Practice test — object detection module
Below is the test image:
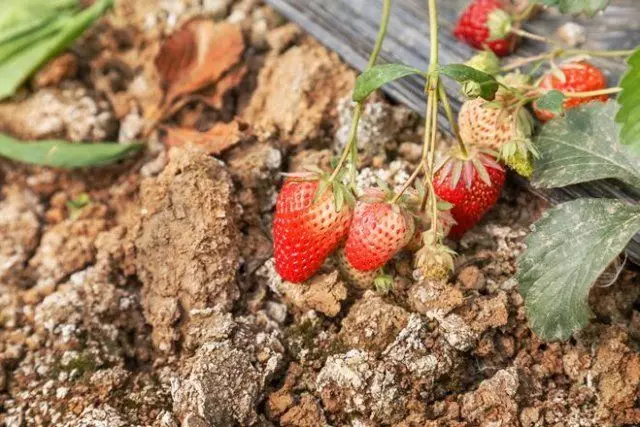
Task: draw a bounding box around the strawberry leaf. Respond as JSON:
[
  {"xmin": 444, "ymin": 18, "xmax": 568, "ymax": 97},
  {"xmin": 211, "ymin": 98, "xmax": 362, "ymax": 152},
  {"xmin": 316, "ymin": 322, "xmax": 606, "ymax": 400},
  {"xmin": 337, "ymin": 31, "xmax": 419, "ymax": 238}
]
[
  {"xmin": 0, "ymin": 132, "xmax": 142, "ymax": 168},
  {"xmin": 615, "ymin": 47, "xmax": 640, "ymax": 154},
  {"xmin": 517, "ymin": 198, "xmax": 640, "ymax": 341},
  {"xmin": 438, "ymin": 64, "xmax": 499, "ymax": 100},
  {"xmin": 353, "ymin": 64, "xmax": 424, "ymax": 103},
  {"xmin": 532, "ymin": 102, "xmax": 640, "ymax": 189},
  {"xmin": 530, "ymin": 0, "xmax": 610, "ymax": 16},
  {"xmin": 535, "ymin": 90, "xmax": 565, "ymax": 116}
]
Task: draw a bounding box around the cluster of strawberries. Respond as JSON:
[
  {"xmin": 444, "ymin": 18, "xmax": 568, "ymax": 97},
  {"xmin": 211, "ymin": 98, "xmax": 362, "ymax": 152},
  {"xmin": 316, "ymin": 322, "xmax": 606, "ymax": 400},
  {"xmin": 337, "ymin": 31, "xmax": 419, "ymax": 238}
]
[
  {"xmin": 273, "ymin": 0, "xmax": 612, "ymax": 285},
  {"xmin": 454, "ymin": 0, "xmax": 610, "ymax": 172}
]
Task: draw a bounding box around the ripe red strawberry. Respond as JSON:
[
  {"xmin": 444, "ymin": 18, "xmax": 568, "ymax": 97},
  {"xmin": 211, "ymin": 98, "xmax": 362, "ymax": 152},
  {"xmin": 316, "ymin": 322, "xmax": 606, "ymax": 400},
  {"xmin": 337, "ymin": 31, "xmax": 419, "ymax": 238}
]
[
  {"xmin": 273, "ymin": 177, "xmax": 353, "ymax": 283},
  {"xmin": 433, "ymin": 149, "xmax": 505, "ymax": 239},
  {"xmin": 345, "ymin": 189, "xmax": 414, "ymax": 272},
  {"xmin": 454, "ymin": 0, "xmax": 518, "ymax": 57},
  {"xmin": 533, "ymin": 61, "xmax": 609, "ymax": 122}
]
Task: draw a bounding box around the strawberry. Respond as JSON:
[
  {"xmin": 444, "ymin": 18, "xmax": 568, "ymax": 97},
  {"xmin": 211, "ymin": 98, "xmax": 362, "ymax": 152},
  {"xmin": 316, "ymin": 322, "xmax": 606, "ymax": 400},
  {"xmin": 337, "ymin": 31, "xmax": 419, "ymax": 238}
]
[
  {"xmin": 533, "ymin": 61, "xmax": 609, "ymax": 122},
  {"xmin": 454, "ymin": 0, "xmax": 518, "ymax": 57},
  {"xmin": 433, "ymin": 148, "xmax": 505, "ymax": 239},
  {"xmin": 273, "ymin": 176, "xmax": 353, "ymax": 283},
  {"xmin": 345, "ymin": 189, "xmax": 415, "ymax": 272},
  {"xmin": 458, "ymin": 95, "xmax": 536, "ymax": 178},
  {"xmin": 335, "ymin": 247, "xmax": 377, "ymax": 290}
]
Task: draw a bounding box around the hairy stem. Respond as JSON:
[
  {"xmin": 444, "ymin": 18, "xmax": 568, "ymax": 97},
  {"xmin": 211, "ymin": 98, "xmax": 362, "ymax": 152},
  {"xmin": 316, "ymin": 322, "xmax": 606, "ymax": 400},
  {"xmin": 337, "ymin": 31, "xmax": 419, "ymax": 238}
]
[
  {"xmin": 511, "ymin": 27, "xmax": 554, "ymax": 45},
  {"xmin": 563, "ymin": 87, "xmax": 622, "ymax": 98},
  {"xmin": 391, "ymin": 0, "xmax": 439, "ymax": 203},
  {"xmin": 438, "ymin": 83, "xmax": 467, "ymax": 156},
  {"xmin": 501, "ymin": 48, "xmax": 635, "ymax": 73},
  {"xmin": 329, "ymin": 0, "xmax": 391, "ymax": 183}
]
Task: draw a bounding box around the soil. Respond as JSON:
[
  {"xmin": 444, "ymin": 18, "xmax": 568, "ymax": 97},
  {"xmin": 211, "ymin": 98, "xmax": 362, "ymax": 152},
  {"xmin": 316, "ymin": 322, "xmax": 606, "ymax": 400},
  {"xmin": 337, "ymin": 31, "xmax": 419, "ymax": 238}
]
[{"xmin": 0, "ymin": 1, "xmax": 639, "ymax": 426}]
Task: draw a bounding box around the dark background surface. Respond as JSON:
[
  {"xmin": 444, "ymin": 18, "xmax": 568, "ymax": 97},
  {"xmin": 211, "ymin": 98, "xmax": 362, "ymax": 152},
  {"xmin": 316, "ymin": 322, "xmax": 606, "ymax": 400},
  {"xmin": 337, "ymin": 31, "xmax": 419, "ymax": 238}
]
[{"xmin": 265, "ymin": 0, "xmax": 640, "ymax": 263}]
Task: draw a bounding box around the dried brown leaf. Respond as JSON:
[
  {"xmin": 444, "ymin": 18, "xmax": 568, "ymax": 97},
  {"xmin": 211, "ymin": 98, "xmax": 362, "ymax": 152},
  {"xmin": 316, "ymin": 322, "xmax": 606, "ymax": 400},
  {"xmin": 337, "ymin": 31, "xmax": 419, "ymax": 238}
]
[
  {"xmin": 155, "ymin": 19, "xmax": 245, "ymax": 105},
  {"xmin": 164, "ymin": 120, "xmax": 250, "ymax": 155}
]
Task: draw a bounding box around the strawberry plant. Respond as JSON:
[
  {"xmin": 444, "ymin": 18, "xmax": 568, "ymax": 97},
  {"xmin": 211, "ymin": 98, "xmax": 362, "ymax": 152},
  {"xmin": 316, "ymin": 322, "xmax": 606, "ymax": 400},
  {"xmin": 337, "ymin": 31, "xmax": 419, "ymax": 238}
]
[{"xmin": 272, "ymin": 0, "xmax": 640, "ymax": 344}]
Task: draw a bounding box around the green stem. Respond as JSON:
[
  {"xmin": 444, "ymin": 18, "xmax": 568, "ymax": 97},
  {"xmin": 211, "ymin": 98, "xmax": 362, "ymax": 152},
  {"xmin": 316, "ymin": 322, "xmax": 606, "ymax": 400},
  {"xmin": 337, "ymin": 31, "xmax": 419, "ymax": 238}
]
[
  {"xmin": 391, "ymin": 0, "xmax": 440, "ymax": 204},
  {"xmin": 514, "ymin": 3, "xmax": 537, "ymax": 22},
  {"xmin": 564, "ymin": 48, "xmax": 636, "ymax": 58},
  {"xmin": 328, "ymin": 0, "xmax": 392, "ymax": 184},
  {"xmin": 438, "ymin": 83, "xmax": 467, "ymax": 156},
  {"xmin": 511, "ymin": 27, "xmax": 555, "ymax": 45},
  {"xmin": 563, "ymin": 87, "xmax": 621, "ymax": 98},
  {"xmin": 501, "ymin": 48, "xmax": 635, "ymax": 73}
]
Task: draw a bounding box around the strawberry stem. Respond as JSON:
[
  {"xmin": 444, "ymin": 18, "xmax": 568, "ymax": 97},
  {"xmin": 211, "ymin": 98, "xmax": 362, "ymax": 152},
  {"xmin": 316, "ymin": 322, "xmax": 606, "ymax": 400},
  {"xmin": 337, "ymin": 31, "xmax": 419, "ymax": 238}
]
[
  {"xmin": 391, "ymin": 0, "xmax": 441, "ymax": 204},
  {"xmin": 511, "ymin": 27, "xmax": 555, "ymax": 45},
  {"xmin": 438, "ymin": 83, "xmax": 467, "ymax": 157},
  {"xmin": 563, "ymin": 87, "xmax": 621, "ymax": 98},
  {"xmin": 513, "ymin": 3, "xmax": 537, "ymax": 22},
  {"xmin": 501, "ymin": 48, "xmax": 636, "ymax": 73},
  {"xmin": 328, "ymin": 0, "xmax": 392, "ymax": 185}
]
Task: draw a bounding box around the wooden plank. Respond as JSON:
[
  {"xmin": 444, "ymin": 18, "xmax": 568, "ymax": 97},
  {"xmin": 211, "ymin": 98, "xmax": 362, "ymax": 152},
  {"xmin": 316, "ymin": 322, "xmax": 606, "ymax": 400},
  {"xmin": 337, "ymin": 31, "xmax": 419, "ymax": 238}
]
[{"xmin": 266, "ymin": 0, "xmax": 640, "ymax": 264}]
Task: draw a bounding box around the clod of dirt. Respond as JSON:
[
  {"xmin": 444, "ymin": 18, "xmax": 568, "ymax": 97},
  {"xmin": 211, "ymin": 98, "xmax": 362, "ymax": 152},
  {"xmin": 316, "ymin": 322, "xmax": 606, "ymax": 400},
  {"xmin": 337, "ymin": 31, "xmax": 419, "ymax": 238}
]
[
  {"xmin": 316, "ymin": 350, "xmax": 407, "ymax": 424},
  {"xmin": 0, "ymin": 82, "xmax": 117, "ymax": 141},
  {"xmin": 339, "ymin": 292, "xmax": 409, "ymax": 354},
  {"xmin": 267, "ymin": 23, "xmax": 303, "ymax": 54},
  {"xmin": 431, "ymin": 292, "xmax": 509, "ymax": 352},
  {"xmin": 335, "ymin": 97, "xmax": 413, "ymax": 165},
  {"xmin": 316, "ymin": 314, "xmax": 465, "ymax": 425},
  {"xmin": 0, "ymin": 187, "xmax": 41, "ymax": 285},
  {"xmin": 274, "ymin": 271, "xmax": 348, "ymax": 317},
  {"xmin": 592, "ymin": 326, "xmax": 640, "ymax": 425},
  {"xmin": 408, "ymin": 279, "xmax": 464, "ymax": 317},
  {"xmin": 460, "ymin": 367, "xmax": 519, "ymax": 425},
  {"xmin": 243, "ymin": 39, "xmax": 354, "ymax": 145},
  {"xmin": 135, "ymin": 148, "xmax": 240, "ymax": 351},
  {"xmin": 28, "ymin": 205, "xmax": 108, "ymax": 297},
  {"xmin": 171, "ymin": 315, "xmax": 284, "ymax": 426},
  {"xmin": 280, "ymin": 394, "xmax": 328, "ymax": 427}
]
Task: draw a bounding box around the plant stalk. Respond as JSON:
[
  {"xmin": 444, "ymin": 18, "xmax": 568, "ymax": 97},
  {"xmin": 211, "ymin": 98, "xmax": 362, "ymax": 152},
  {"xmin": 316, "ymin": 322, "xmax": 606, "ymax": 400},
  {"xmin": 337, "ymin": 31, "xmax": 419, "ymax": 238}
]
[
  {"xmin": 563, "ymin": 87, "xmax": 622, "ymax": 98},
  {"xmin": 391, "ymin": 0, "xmax": 440, "ymax": 203},
  {"xmin": 329, "ymin": 0, "xmax": 391, "ymax": 184}
]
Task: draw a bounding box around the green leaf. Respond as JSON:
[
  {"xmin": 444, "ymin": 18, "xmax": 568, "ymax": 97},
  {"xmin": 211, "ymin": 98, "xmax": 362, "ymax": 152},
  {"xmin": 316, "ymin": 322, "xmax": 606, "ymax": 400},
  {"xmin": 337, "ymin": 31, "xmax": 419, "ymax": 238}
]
[
  {"xmin": 353, "ymin": 64, "xmax": 424, "ymax": 103},
  {"xmin": 517, "ymin": 198, "xmax": 640, "ymax": 341},
  {"xmin": 0, "ymin": 133, "xmax": 143, "ymax": 168},
  {"xmin": 0, "ymin": 0, "xmax": 113, "ymax": 100},
  {"xmin": 530, "ymin": 0, "xmax": 610, "ymax": 16},
  {"xmin": 535, "ymin": 90, "xmax": 565, "ymax": 116},
  {"xmin": 615, "ymin": 47, "xmax": 640, "ymax": 153},
  {"xmin": 438, "ymin": 64, "xmax": 499, "ymax": 100},
  {"xmin": 532, "ymin": 102, "xmax": 640, "ymax": 189},
  {"xmin": 0, "ymin": 0, "xmax": 78, "ymax": 45}
]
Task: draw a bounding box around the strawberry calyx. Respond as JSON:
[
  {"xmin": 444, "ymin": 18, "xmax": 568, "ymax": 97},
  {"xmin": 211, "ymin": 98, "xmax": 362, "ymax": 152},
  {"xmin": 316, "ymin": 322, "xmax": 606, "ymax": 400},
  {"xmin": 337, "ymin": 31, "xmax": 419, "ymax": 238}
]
[
  {"xmin": 284, "ymin": 166, "xmax": 356, "ymax": 213},
  {"xmin": 414, "ymin": 230, "xmax": 457, "ymax": 281},
  {"xmin": 435, "ymin": 145, "xmax": 503, "ymax": 190},
  {"xmin": 373, "ymin": 271, "xmax": 394, "ymax": 294}
]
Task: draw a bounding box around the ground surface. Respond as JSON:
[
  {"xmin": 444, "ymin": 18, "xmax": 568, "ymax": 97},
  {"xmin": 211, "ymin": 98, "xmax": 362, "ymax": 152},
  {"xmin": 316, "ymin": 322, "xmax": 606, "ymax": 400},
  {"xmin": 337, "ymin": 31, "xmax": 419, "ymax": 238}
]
[{"xmin": 0, "ymin": 1, "xmax": 639, "ymax": 426}]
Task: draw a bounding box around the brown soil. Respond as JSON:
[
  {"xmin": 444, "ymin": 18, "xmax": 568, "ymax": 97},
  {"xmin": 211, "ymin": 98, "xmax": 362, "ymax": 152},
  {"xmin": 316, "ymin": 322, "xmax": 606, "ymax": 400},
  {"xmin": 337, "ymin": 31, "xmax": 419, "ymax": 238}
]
[{"xmin": 0, "ymin": 1, "xmax": 638, "ymax": 426}]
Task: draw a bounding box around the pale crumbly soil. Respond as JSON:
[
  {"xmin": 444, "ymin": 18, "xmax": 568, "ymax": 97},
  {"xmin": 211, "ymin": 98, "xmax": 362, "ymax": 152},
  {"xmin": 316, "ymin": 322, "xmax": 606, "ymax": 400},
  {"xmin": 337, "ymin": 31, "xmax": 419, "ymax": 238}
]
[{"xmin": 0, "ymin": 1, "xmax": 639, "ymax": 426}]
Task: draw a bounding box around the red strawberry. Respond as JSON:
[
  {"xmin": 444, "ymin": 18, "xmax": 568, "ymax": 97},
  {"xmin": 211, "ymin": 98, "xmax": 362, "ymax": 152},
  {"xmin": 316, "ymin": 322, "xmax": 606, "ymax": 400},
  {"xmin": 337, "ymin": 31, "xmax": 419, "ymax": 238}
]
[
  {"xmin": 454, "ymin": 0, "xmax": 518, "ymax": 57},
  {"xmin": 534, "ymin": 61, "xmax": 609, "ymax": 122},
  {"xmin": 273, "ymin": 177, "xmax": 353, "ymax": 283},
  {"xmin": 345, "ymin": 189, "xmax": 414, "ymax": 272},
  {"xmin": 433, "ymin": 149, "xmax": 505, "ymax": 239}
]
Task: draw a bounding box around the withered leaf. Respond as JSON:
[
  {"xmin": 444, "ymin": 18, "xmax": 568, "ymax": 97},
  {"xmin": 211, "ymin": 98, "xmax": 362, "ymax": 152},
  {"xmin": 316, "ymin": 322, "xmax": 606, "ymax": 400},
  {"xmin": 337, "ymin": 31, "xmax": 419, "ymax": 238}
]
[
  {"xmin": 164, "ymin": 120, "xmax": 250, "ymax": 155},
  {"xmin": 155, "ymin": 19, "xmax": 245, "ymax": 105}
]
